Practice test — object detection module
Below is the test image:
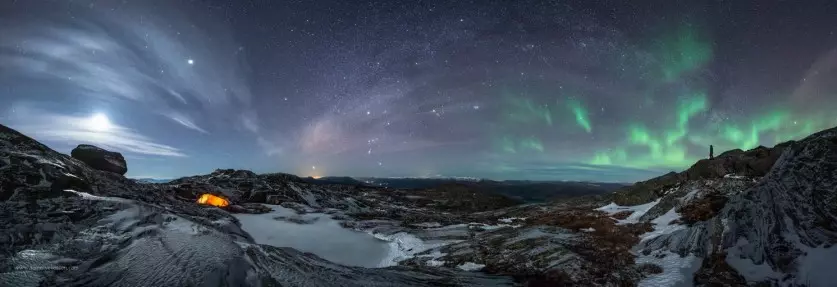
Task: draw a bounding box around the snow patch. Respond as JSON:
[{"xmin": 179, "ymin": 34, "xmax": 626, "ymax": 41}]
[
  {"xmin": 640, "ymin": 208, "xmax": 685, "ymax": 242},
  {"xmin": 581, "ymin": 227, "xmax": 596, "ymax": 232},
  {"xmin": 636, "ymin": 251, "xmax": 702, "ymax": 287},
  {"xmin": 474, "ymin": 222, "xmax": 521, "ymax": 231},
  {"xmin": 457, "ymin": 262, "xmax": 486, "ymax": 271},
  {"xmin": 66, "ymin": 190, "xmax": 132, "ymax": 203},
  {"xmin": 631, "ymin": 207, "xmax": 697, "ymax": 286},
  {"xmin": 797, "ymin": 245, "xmax": 837, "ymax": 285},
  {"xmin": 373, "ymin": 231, "xmax": 458, "ymax": 267},
  {"xmin": 498, "ymin": 217, "xmax": 526, "ymax": 223},
  {"xmin": 596, "ymin": 199, "xmax": 661, "ymax": 224},
  {"xmin": 723, "ymin": 174, "xmax": 747, "ymax": 179}
]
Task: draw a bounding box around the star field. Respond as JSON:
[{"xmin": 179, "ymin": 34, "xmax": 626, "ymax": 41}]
[{"xmin": 1, "ymin": 0, "xmax": 836, "ymax": 182}]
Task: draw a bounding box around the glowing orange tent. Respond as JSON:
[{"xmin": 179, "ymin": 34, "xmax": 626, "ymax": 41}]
[{"xmin": 196, "ymin": 194, "xmax": 230, "ymax": 207}]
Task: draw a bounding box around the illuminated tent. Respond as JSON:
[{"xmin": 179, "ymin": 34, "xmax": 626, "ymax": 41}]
[{"xmin": 196, "ymin": 193, "xmax": 230, "ymax": 207}]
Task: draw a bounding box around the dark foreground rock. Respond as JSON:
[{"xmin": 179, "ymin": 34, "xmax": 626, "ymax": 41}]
[
  {"xmin": 70, "ymin": 144, "xmax": 128, "ymax": 175},
  {"xmin": 0, "ymin": 124, "xmax": 514, "ymax": 287}
]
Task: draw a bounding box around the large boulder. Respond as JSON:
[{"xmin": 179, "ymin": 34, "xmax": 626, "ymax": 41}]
[{"xmin": 70, "ymin": 144, "xmax": 128, "ymax": 175}]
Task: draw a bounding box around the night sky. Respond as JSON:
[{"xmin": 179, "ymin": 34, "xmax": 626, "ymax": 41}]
[{"xmin": 2, "ymin": 1, "xmax": 836, "ymax": 182}]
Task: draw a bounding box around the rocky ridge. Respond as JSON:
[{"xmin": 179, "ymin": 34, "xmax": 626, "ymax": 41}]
[
  {"xmin": 0, "ymin": 124, "xmax": 513, "ymax": 287},
  {"xmin": 2, "ymin": 121, "xmax": 837, "ymax": 286}
]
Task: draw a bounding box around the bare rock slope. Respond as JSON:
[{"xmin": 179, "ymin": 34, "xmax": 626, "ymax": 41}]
[{"xmin": 2, "ymin": 121, "xmax": 836, "ymax": 286}]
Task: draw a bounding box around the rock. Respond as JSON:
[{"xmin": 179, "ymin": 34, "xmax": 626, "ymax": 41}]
[
  {"xmin": 70, "ymin": 144, "xmax": 128, "ymax": 175},
  {"xmin": 615, "ymin": 141, "xmax": 793, "ymax": 206},
  {"xmin": 693, "ymin": 253, "xmax": 748, "ymax": 286}
]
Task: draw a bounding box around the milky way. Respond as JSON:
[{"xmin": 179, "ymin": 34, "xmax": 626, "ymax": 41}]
[{"xmin": 1, "ymin": 0, "xmax": 836, "ymax": 182}]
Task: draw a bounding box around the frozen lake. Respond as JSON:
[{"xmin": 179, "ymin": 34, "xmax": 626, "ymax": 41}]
[{"xmin": 233, "ymin": 205, "xmax": 390, "ymax": 268}]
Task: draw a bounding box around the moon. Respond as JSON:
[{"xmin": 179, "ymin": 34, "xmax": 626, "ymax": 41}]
[{"xmin": 87, "ymin": 113, "xmax": 112, "ymax": 131}]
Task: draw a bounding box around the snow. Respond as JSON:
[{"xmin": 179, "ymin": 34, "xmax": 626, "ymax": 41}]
[
  {"xmin": 632, "ymin": 208, "xmax": 698, "ymax": 286},
  {"xmin": 723, "ymin": 174, "xmax": 747, "ymax": 179},
  {"xmin": 474, "ymin": 223, "xmax": 521, "ymax": 231},
  {"xmin": 596, "ymin": 199, "xmax": 661, "ymax": 224},
  {"xmin": 724, "ymin": 237, "xmax": 781, "ymax": 282},
  {"xmin": 426, "ymin": 258, "xmax": 446, "ymax": 267},
  {"xmin": 636, "ymin": 251, "xmax": 702, "ymax": 287},
  {"xmin": 726, "ymin": 237, "xmax": 837, "ymax": 286},
  {"xmin": 640, "ymin": 208, "xmax": 685, "ymax": 242},
  {"xmin": 581, "ymin": 227, "xmax": 596, "ymax": 232},
  {"xmin": 66, "ymin": 190, "xmax": 132, "ymax": 203},
  {"xmin": 234, "ymin": 205, "xmax": 389, "ymax": 268},
  {"xmin": 419, "ymin": 249, "xmax": 449, "ymax": 267},
  {"xmin": 457, "ymin": 262, "xmax": 486, "ymax": 271},
  {"xmin": 797, "ymin": 245, "xmax": 837, "ymax": 285},
  {"xmin": 373, "ymin": 231, "xmax": 457, "ymax": 267},
  {"xmin": 498, "ymin": 217, "xmax": 526, "ymax": 223}
]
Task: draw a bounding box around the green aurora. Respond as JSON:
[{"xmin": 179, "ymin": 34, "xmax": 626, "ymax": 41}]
[{"xmin": 489, "ymin": 23, "xmax": 837, "ymax": 172}]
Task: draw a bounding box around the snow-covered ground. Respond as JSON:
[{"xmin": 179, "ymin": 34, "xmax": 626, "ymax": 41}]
[
  {"xmin": 597, "ymin": 201, "xmax": 701, "ymax": 287},
  {"xmin": 373, "ymin": 229, "xmax": 463, "ymax": 267},
  {"xmin": 234, "ymin": 205, "xmax": 390, "ymax": 268},
  {"xmin": 457, "ymin": 262, "xmax": 486, "ymax": 271},
  {"xmin": 636, "ymin": 250, "xmax": 702, "ymax": 287},
  {"xmin": 640, "ymin": 208, "xmax": 685, "ymax": 242},
  {"xmin": 596, "ymin": 199, "xmax": 661, "ymax": 224}
]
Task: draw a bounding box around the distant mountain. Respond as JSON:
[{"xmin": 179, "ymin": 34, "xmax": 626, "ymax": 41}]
[
  {"xmin": 301, "ymin": 176, "xmax": 367, "ymax": 186},
  {"xmin": 356, "ymin": 177, "xmax": 625, "ymax": 203},
  {"xmin": 131, "ymin": 177, "xmax": 173, "ymax": 184}
]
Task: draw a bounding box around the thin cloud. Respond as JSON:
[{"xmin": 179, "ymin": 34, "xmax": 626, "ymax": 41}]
[
  {"xmin": 5, "ymin": 106, "xmax": 186, "ymax": 157},
  {"xmin": 167, "ymin": 113, "xmax": 209, "ymax": 134}
]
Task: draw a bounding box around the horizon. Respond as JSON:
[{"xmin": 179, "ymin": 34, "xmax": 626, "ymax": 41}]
[{"xmin": 2, "ymin": 1, "xmax": 836, "ymax": 183}]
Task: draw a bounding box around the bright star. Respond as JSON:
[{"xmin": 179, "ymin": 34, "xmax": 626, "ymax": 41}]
[{"xmin": 187, "ymin": 59, "xmax": 194, "ymax": 65}]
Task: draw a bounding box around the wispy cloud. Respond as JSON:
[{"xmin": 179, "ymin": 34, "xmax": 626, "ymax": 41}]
[
  {"xmin": 0, "ymin": 2, "xmax": 258, "ymax": 138},
  {"xmin": 5, "ymin": 106, "xmax": 185, "ymax": 157},
  {"xmin": 167, "ymin": 112, "xmax": 209, "ymax": 134}
]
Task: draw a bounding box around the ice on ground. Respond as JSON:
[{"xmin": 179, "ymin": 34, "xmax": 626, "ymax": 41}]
[
  {"xmin": 234, "ymin": 205, "xmax": 389, "ymax": 268},
  {"xmin": 373, "ymin": 231, "xmax": 458, "ymax": 267},
  {"xmin": 596, "ymin": 199, "xmax": 661, "ymax": 224},
  {"xmin": 640, "ymin": 208, "xmax": 684, "ymax": 242},
  {"xmin": 636, "ymin": 250, "xmax": 702, "ymax": 287},
  {"xmin": 457, "ymin": 262, "xmax": 486, "ymax": 271},
  {"xmin": 796, "ymin": 245, "xmax": 837, "ymax": 286}
]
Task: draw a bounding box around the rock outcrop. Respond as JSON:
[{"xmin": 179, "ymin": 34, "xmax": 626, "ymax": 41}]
[
  {"xmin": 612, "ymin": 141, "xmax": 792, "ymax": 206},
  {"xmin": 70, "ymin": 144, "xmax": 128, "ymax": 175}
]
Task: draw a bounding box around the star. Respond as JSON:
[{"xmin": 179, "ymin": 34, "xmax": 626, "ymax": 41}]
[{"xmin": 187, "ymin": 59, "xmax": 194, "ymax": 65}]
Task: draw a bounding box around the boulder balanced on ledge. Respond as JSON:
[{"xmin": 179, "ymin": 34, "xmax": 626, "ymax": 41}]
[{"xmin": 70, "ymin": 144, "xmax": 128, "ymax": 175}]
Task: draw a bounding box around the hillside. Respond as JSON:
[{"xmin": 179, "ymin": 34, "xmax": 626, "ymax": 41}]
[{"xmin": 1, "ymin": 122, "xmax": 836, "ymax": 286}]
